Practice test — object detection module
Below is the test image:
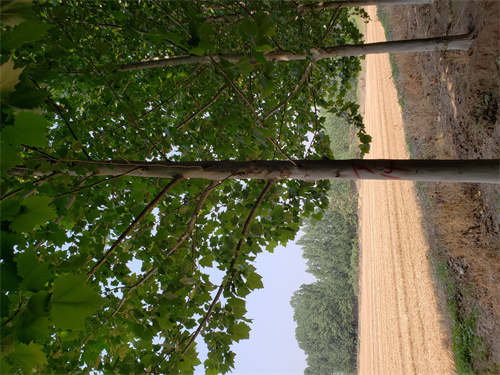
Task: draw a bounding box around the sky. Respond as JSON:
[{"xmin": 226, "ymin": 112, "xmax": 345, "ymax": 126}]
[{"xmin": 195, "ymin": 233, "xmax": 317, "ymax": 374}]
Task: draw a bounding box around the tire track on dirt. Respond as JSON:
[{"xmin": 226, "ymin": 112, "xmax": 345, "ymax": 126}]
[{"xmin": 358, "ymin": 7, "xmax": 455, "ymax": 374}]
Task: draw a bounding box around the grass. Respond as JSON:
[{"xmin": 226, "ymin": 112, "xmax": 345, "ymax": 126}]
[{"xmin": 434, "ymin": 258, "xmax": 485, "ymax": 374}]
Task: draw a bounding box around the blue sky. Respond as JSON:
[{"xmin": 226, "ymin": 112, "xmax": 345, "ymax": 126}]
[{"xmin": 195, "ymin": 233, "xmax": 316, "ymax": 374}]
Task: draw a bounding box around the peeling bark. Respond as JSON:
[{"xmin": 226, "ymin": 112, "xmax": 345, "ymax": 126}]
[{"xmin": 12, "ymin": 159, "xmax": 500, "ymax": 183}]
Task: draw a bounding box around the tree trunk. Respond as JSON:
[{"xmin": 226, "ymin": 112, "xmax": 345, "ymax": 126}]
[
  {"xmin": 118, "ymin": 33, "xmax": 474, "ymax": 71},
  {"xmin": 12, "ymin": 159, "xmax": 499, "ymax": 183}
]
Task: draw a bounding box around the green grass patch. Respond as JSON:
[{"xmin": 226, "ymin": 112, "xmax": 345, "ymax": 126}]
[{"xmin": 435, "ymin": 259, "xmax": 486, "ymax": 374}]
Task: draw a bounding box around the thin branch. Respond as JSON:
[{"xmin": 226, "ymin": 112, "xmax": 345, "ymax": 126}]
[
  {"xmin": 176, "ymin": 86, "xmax": 228, "ymax": 130},
  {"xmin": 164, "ymin": 180, "xmax": 218, "ymax": 257},
  {"xmin": 0, "ymin": 188, "xmax": 22, "ymax": 202},
  {"xmin": 88, "ymin": 177, "xmax": 184, "ymax": 277},
  {"xmin": 180, "ymin": 180, "xmax": 275, "ymax": 356},
  {"xmin": 29, "ymin": 79, "xmax": 93, "ymax": 161},
  {"xmin": 98, "ymin": 64, "xmax": 207, "ymax": 139},
  {"xmin": 54, "ymin": 167, "xmax": 141, "ymax": 198},
  {"xmin": 0, "ymin": 300, "xmax": 27, "ymax": 329},
  {"xmin": 1, "ymin": 170, "xmax": 61, "ymax": 202},
  {"xmin": 152, "ymin": 0, "xmax": 191, "ymax": 37},
  {"xmin": 82, "ymin": 267, "xmax": 158, "ymax": 348},
  {"xmin": 107, "ymin": 267, "xmax": 158, "ymax": 321},
  {"xmin": 319, "ymin": 7, "xmax": 343, "ymax": 45},
  {"xmin": 131, "ymin": 176, "xmax": 231, "ymax": 241},
  {"xmin": 306, "ymin": 88, "xmax": 320, "ymax": 158},
  {"xmin": 263, "ymin": 63, "xmax": 313, "ymax": 122},
  {"xmin": 209, "ymin": 56, "xmax": 298, "ymax": 165},
  {"xmin": 20, "ymin": 144, "xmax": 58, "ymax": 162}
]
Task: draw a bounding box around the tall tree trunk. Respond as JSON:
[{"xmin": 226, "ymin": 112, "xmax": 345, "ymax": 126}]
[
  {"xmin": 12, "ymin": 159, "xmax": 499, "ymax": 183},
  {"xmin": 118, "ymin": 33, "xmax": 474, "ymax": 72}
]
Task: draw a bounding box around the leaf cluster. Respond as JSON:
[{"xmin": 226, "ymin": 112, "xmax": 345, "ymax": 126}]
[{"xmin": 1, "ymin": 1, "xmax": 367, "ymax": 373}]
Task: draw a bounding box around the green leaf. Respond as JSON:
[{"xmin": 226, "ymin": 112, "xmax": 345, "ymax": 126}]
[
  {"xmin": 2, "ymin": 19, "xmax": 52, "ymax": 50},
  {"xmin": 0, "ymin": 198, "xmax": 21, "ymax": 220},
  {"xmin": 236, "ymin": 57, "xmax": 253, "ymax": 76},
  {"xmin": 0, "ymin": 58, "xmax": 24, "ymax": 96},
  {"xmin": 0, "ymin": 357, "xmax": 13, "ymax": 374},
  {"xmin": 10, "ymin": 195, "xmax": 57, "ymax": 232},
  {"xmin": 50, "ymin": 274, "xmax": 105, "ymax": 331},
  {"xmin": 231, "ymin": 322, "xmax": 250, "ymax": 341},
  {"xmin": 0, "ymin": 0, "xmax": 36, "ymax": 27},
  {"xmin": 251, "ymin": 128, "xmax": 268, "ymax": 146},
  {"xmin": 9, "ymin": 341, "xmax": 48, "ymax": 374},
  {"xmin": 189, "ymin": 47, "xmax": 205, "ymax": 56},
  {"xmin": 245, "ymin": 271, "xmax": 264, "ymax": 291},
  {"xmin": 2, "ymin": 111, "xmax": 51, "ymax": 148},
  {"xmin": 7, "ymin": 83, "xmax": 49, "ymax": 109},
  {"xmin": 253, "ymin": 44, "xmax": 273, "ymax": 53},
  {"xmin": 0, "ymin": 143, "xmax": 23, "ymax": 176},
  {"xmin": 16, "ymin": 250, "xmax": 50, "ymax": 292}
]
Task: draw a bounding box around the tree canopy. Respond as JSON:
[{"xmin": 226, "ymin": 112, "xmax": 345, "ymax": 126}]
[{"xmin": 0, "ymin": 1, "xmax": 368, "ymax": 373}]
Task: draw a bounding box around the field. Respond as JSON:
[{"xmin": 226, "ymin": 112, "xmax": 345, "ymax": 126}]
[
  {"xmin": 359, "ymin": 1, "xmax": 499, "ymax": 373},
  {"xmin": 358, "ymin": 7, "xmax": 454, "ymax": 373}
]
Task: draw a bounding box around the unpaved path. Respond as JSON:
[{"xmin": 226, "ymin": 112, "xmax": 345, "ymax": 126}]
[{"xmin": 358, "ymin": 7, "xmax": 455, "ymax": 374}]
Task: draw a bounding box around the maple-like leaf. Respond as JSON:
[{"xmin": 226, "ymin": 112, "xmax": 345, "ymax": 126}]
[
  {"xmin": 50, "ymin": 274, "xmax": 106, "ymax": 331},
  {"xmin": 0, "ymin": 58, "xmax": 24, "ymax": 96}
]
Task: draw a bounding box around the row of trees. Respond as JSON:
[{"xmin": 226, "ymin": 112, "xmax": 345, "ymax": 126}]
[
  {"xmin": 291, "ymin": 88, "xmax": 360, "ymax": 375},
  {"xmin": 0, "ymin": 0, "xmax": 491, "ymax": 373}
]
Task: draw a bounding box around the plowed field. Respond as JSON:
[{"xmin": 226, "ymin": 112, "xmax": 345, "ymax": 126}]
[{"xmin": 358, "ymin": 7, "xmax": 454, "ymax": 374}]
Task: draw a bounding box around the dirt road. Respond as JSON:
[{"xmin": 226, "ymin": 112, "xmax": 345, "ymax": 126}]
[{"xmin": 358, "ymin": 7, "xmax": 455, "ymax": 374}]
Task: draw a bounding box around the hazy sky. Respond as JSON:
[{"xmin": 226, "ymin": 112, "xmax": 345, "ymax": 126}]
[{"xmin": 195, "ymin": 233, "xmax": 316, "ymax": 374}]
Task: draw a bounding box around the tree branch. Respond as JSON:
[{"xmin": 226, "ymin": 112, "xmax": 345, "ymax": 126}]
[
  {"xmin": 29, "ymin": 80, "xmax": 93, "ymax": 161},
  {"xmin": 209, "ymin": 56, "xmax": 298, "ymax": 165},
  {"xmin": 88, "ymin": 176, "xmax": 184, "ymax": 277},
  {"xmin": 164, "ymin": 180, "xmax": 218, "ymax": 257},
  {"xmin": 176, "ymin": 86, "xmax": 228, "ymax": 130},
  {"xmin": 179, "ymin": 180, "xmax": 275, "ymax": 356},
  {"xmin": 263, "ymin": 63, "xmax": 313, "ymax": 122},
  {"xmin": 55, "ymin": 167, "xmax": 141, "ymax": 198}
]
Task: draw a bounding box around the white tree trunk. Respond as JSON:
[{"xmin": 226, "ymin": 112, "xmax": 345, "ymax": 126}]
[
  {"xmin": 118, "ymin": 33, "xmax": 474, "ymax": 71},
  {"xmin": 12, "ymin": 159, "xmax": 499, "ymax": 183}
]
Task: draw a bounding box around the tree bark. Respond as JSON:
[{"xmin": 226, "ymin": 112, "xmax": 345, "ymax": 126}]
[
  {"xmin": 118, "ymin": 33, "xmax": 474, "ymax": 71},
  {"xmin": 12, "ymin": 159, "xmax": 500, "ymax": 183}
]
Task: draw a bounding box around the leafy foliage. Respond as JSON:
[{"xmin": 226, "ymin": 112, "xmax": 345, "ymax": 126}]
[
  {"xmin": 292, "ymin": 180, "xmax": 359, "ymax": 375},
  {"xmin": 0, "ymin": 1, "xmax": 367, "ymax": 373},
  {"xmin": 291, "ymin": 85, "xmax": 361, "ymax": 374}
]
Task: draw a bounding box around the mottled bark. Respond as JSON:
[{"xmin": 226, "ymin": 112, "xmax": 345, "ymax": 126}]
[{"xmin": 12, "ymin": 159, "xmax": 500, "ymax": 183}]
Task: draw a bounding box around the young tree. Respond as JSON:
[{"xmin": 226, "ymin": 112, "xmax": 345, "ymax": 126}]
[{"xmin": 0, "ymin": 1, "xmax": 497, "ymax": 374}]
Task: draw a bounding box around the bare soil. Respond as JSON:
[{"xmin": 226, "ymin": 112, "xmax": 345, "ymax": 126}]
[
  {"xmin": 381, "ymin": 0, "xmax": 500, "ymax": 372},
  {"xmin": 358, "ymin": 6, "xmax": 455, "ymax": 374}
]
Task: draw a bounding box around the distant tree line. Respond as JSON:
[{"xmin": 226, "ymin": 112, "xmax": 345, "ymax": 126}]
[{"xmin": 291, "ymin": 84, "xmax": 360, "ymax": 375}]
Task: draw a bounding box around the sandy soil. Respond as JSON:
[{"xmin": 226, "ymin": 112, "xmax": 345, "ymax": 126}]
[{"xmin": 358, "ymin": 7, "xmax": 455, "ymax": 374}]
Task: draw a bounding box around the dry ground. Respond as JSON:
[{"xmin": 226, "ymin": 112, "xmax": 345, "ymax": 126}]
[
  {"xmin": 380, "ymin": 0, "xmax": 500, "ymax": 372},
  {"xmin": 358, "ymin": 6, "xmax": 454, "ymax": 374}
]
